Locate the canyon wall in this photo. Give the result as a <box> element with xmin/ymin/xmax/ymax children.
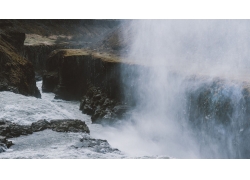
<box><xmin>0</xmin><ymin>32</ymin><xmax>40</xmax><ymax>98</ymax></box>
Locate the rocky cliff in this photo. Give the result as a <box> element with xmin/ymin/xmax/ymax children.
<box><xmin>42</xmin><ymin>49</ymin><xmax>139</xmax><ymax>123</ymax></box>
<box><xmin>0</xmin><ymin>32</ymin><xmax>41</xmax><ymax>98</ymax></box>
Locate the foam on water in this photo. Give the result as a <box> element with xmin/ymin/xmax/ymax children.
<box><xmin>0</xmin><ymin>81</ymin><xmax>128</xmax><ymax>158</ymax></box>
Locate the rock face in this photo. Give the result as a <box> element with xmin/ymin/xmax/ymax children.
<box><xmin>0</xmin><ymin>119</ymin><xmax>90</xmax><ymax>152</ymax></box>
<box><xmin>80</xmin><ymin>84</ymin><xmax>131</xmax><ymax>124</ymax></box>
<box><xmin>43</xmin><ymin>49</ymin><xmax>124</xmax><ymax>100</ymax></box>
<box><xmin>0</xmin><ymin>32</ymin><xmax>41</xmax><ymax>98</ymax></box>
<box><xmin>24</xmin><ymin>45</ymin><xmax>59</xmax><ymax>71</ymax></box>
<box><xmin>42</xmin><ymin>49</ymin><xmax>137</xmax><ymax>123</ymax></box>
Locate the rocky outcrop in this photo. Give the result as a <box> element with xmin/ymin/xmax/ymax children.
<box><xmin>42</xmin><ymin>49</ymin><xmax>125</xmax><ymax>100</ymax></box>
<box><xmin>0</xmin><ymin>32</ymin><xmax>41</xmax><ymax>98</ymax></box>
<box><xmin>49</xmin><ymin>119</ymin><xmax>90</xmax><ymax>133</ymax></box>
<box><xmin>42</xmin><ymin>49</ymin><xmax>138</xmax><ymax>123</ymax></box>
<box><xmin>30</xmin><ymin>119</ymin><xmax>90</xmax><ymax>133</ymax></box>
<box><xmin>80</xmin><ymin>83</ymin><xmax>131</xmax><ymax>124</ymax></box>
<box><xmin>0</xmin><ymin>119</ymin><xmax>90</xmax><ymax>152</ymax></box>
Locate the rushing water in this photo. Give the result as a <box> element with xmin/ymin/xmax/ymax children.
<box><xmin>3</xmin><ymin>20</ymin><xmax>250</xmax><ymax>159</ymax></box>
<box><xmin>0</xmin><ymin>81</ymin><xmax>169</xmax><ymax>159</ymax></box>
<box><xmin>0</xmin><ymin>81</ymin><xmax>125</xmax><ymax>158</ymax></box>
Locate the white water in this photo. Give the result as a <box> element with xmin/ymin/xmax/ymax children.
<box><xmin>95</xmin><ymin>20</ymin><xmax>250</xmax><ymax>159</ymax></box>
<box><xmin>0</xmin><ymin>81</ymin><xmax>169</xmax><ymax>158</ymax></box>
<box><xmin>0</xmin><ymin>81</ymin><xmax>125</xmax><ymax>158</ymax></box>
<box><xmin>4</xmin><ymin>20</ymin><xmax>249</xmax><ymax>159</ymax></box>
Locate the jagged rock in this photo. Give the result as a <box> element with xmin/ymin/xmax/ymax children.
<box><xmin>0</xmin><ymin>120</ymin><xmax>33</xmax><ymax>138</ymax></box>
<box><xmin>31</xmin><ymin>119</ymin><xmax>50</xmax><ymax>132</ymax></box>
<box><xmin>79</xmin><ymin>84</ymin><xmax>131</xmax><ymax>124</ymax></box>
<box><xmin>50</xmin><ymin>119</ymin><xmax>90</xmax><ymax>133</ymax></box>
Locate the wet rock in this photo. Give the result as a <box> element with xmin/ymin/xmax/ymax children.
<box><xmin>0</xmin><ymin>136</ymin><xmax>13</xmax><ymax>148</ymax></box>
<box><xmin>50</xmin><ymin>119</ymin><xmax>90</xmax><ymax>133</ymax></box>
<box><xmin>0</xmin><ymin>143</ymin><xmax>7</xmax><ymax>153</ymax></box>
<box><xmin>0</xmin><ymin>119</ymin><xmax>90</xmax><ymax>153</ymax></box>
<box><xmin>42</xmin><ymin>71</ymin><xmax>59</xmax><ymax>92</ymax></box>
<box><xmin>80</xmin><ymin>84</ymin><xmax>131</xmax><ymax>124</ymax></box>
<box><xmin>72</xmin><ymin>135</ymin><xmax>120</xmax><ymax>154</ymax></box>
<box><xmin>0</xmin><ymin>31</ymin><xmax>41</xmax><ymax>98</ymax></box>
<box><xmin>82</xmin><ymin>105</ymin><xmax>95</xmax><ymax>115</ymax></box>
<box><xmin>0</xmin><ymin>120</ymin><xmax>33</xmax><ymax>138</ymax></box>
<box><xmin>31</xmin><ymin>119</ymin><xmax>50</xmax><ymax>132</ymax></box>
<box><xmin>42</xmin><ymin>49</ymin><xmax>125</xmax><ymax>101</ymax></box>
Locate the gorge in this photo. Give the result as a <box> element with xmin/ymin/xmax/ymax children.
<box><xmin>1</xmin><ymin>19</ymin><xmax>250</xmax><ymax>158</ymax></box>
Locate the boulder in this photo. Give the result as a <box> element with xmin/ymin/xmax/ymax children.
<box><xmin>50</xmin><ymin>119</ymin><xmax>90</xmax><ymax>133</ymax></box>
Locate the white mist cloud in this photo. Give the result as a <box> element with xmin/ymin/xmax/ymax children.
<box><xmin>97</xmin><ymin>20</ymin><xmax>250</xmax><ymax>158</ymax></box>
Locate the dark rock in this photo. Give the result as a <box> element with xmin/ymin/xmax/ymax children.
<box><xmin>0</xmin><ymin>143</ymin><xmax>7</xmax><ymax>153</ymax></box>
<box><xmin>31</xmin><ymin>119</ymin><xmax>50</xmax><ymax>132</ymax></box>
<box><xmin>50</xmin><ymin>119</ymin><xmax>90</xmax><ymax>133</ymax></box>
<box><xmin>35</xmin><ymin>76</ymin><xmax>42</xmax><ymax>81</ymax></box>
<box><xmin>42</xmin><ymin>71</ymin><xmax>59</xmax><ymax>92</ymax></box>
<box><xmin>0</xmin><ymin>119</ymin><xmax>90</xmax><ymax>153</ymax></box>
<box><xmin>80</xmin><ymin>84</ymin><xmax>131</xmax><ymax>124</ymax></box>
<box><xmin>82</xmin><ymin>105</ymin><xmax>95</xmax><ymax>115</ymax></box>
<box><xmin>1</xmin><ymin>32</ymin><xmax>25</xmax><ymax>53</ymax></box>
<box><xmin>0</xmin><ymin>136</ymin><xmax>13</xmax><ymax>148</ymax></box>
<box><xmin>0</xmin><ymin>120</ymin><xmax>33</xmax><ymax>138</ymax></box>
<box><xmin>0</xmin><ymin>31</ymin><xmax>40</xmax><ymax>98</ymax></box>
<box><xmin>72</xmin><ymin>135</ymin><xmax>120</xmax><ymax>154</ymax></box>
<box><xmin>42</xmin><ymin>49</ymin><xmax>125</xmax><ymax>101</ymax></box>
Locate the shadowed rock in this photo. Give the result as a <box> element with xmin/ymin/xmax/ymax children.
<box><xmin>0</xmin><ymin>31</ymin><xmax>41</xmax><ymax>98</ymax></box>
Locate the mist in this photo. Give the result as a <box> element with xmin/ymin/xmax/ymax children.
<box><xmin>92</xmin><ymin>20</ymin><xmax>250</xmax><ymax>158</ymax></box>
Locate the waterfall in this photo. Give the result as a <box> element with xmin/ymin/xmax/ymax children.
<box><xmin>103</xmin><ymin>19</ymin><xmax>250</xmax><ymax>158</ymax></box>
